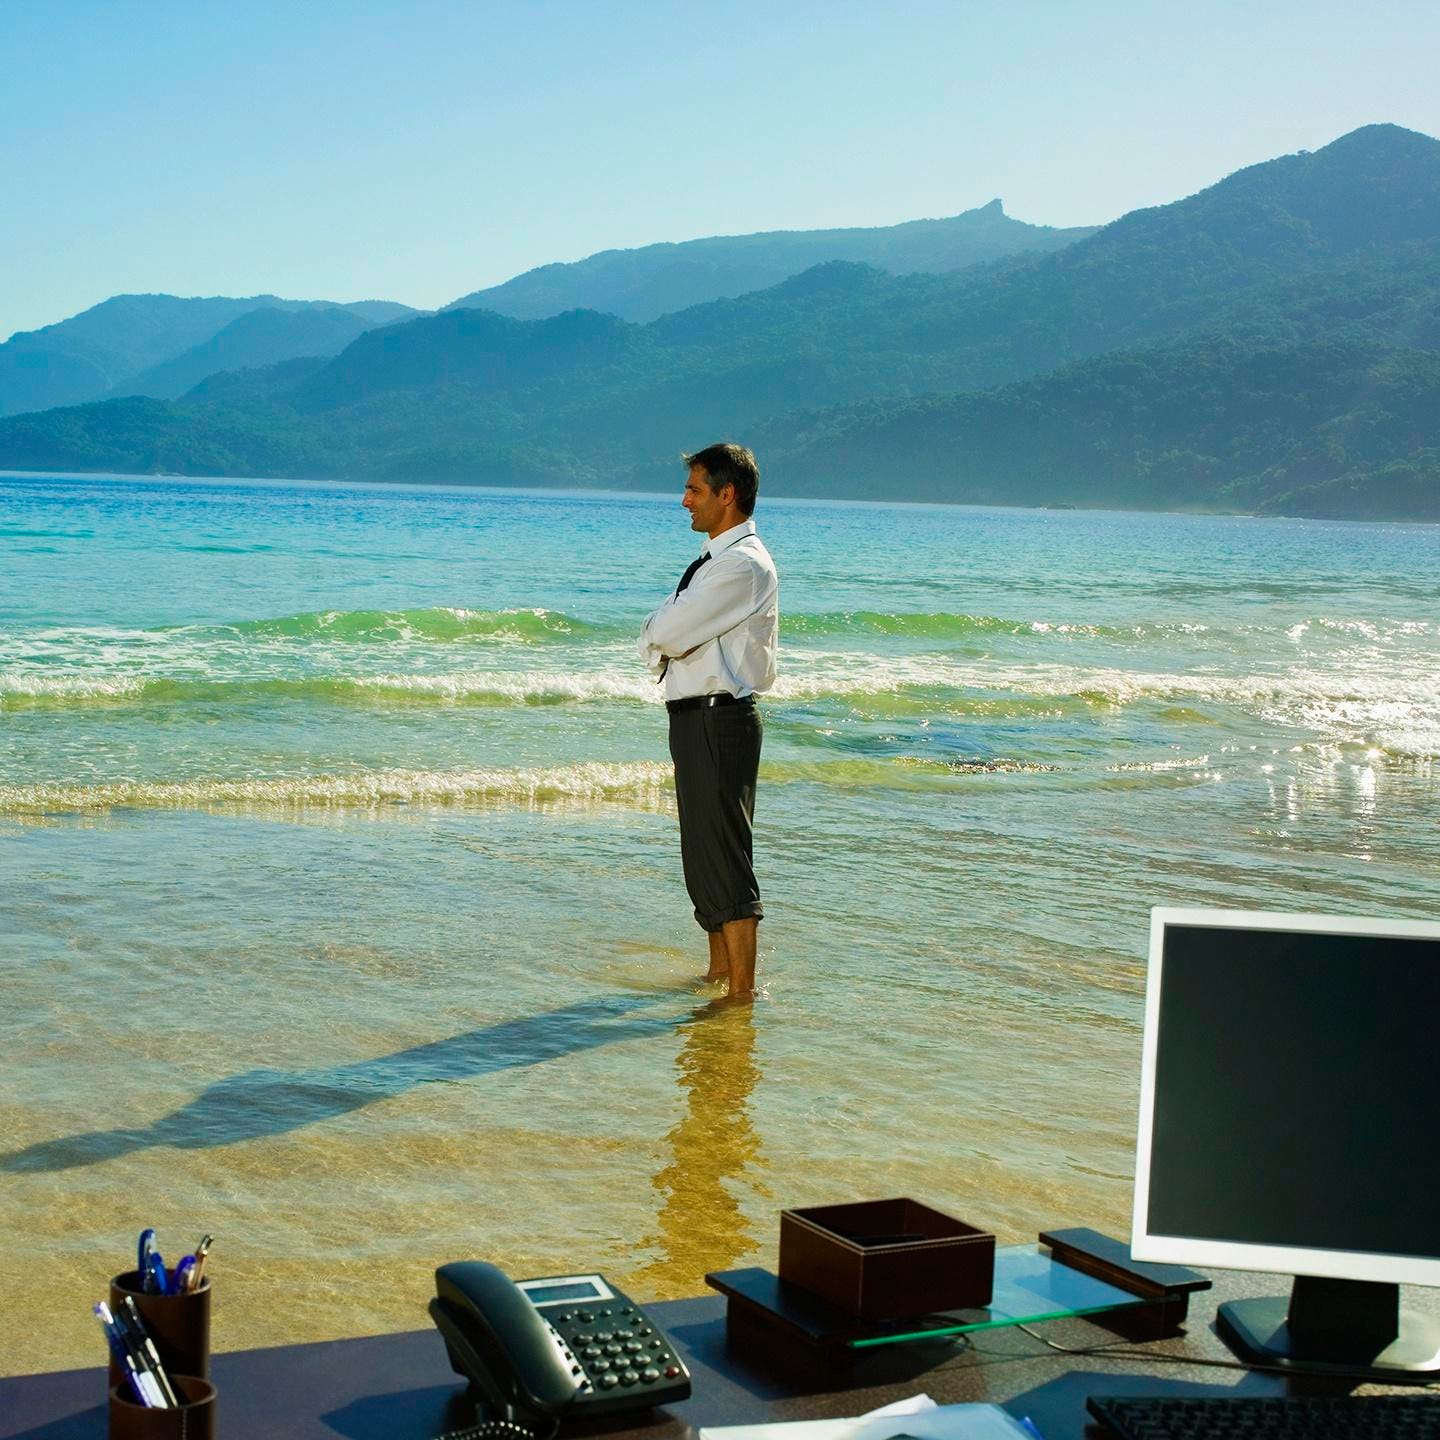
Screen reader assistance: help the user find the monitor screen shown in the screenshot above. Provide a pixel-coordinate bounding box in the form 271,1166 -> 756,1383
1132,908 -> 1440,1289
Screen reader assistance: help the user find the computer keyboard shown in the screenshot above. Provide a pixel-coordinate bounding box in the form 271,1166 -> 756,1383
1087,1394 -> 1440,1439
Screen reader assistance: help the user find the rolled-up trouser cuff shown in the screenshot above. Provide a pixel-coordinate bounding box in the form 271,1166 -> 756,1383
696,899 -> 764,933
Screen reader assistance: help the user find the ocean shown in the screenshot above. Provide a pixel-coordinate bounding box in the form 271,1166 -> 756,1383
2,470 -> 1437,1376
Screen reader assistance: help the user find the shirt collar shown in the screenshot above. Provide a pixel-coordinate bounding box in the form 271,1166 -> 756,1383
703,518 -> 757,559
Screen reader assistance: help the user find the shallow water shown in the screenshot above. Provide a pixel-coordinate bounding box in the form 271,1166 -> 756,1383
2,472 -> 1437,1375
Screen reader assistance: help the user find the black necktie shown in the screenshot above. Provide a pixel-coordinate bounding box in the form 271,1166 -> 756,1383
675,551 -> 710,595
658,552 -> 710,680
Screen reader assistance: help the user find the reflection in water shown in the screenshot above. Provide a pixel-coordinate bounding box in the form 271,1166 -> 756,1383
632,1000 -> 769,1295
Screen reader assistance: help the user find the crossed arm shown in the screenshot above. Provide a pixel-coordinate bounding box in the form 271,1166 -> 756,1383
639,555 -> 761,671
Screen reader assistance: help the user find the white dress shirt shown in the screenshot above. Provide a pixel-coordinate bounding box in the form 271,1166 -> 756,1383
638,519 -> 779,701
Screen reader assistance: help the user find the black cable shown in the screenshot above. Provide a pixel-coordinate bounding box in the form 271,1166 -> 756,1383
1000,1321 -> 1440,1388
1011,1321 -> 1268,1372
914,1317 -> 1440,1390
435,1417 -> 557,1440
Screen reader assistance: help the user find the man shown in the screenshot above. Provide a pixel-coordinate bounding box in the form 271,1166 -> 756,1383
638,444 -> 778,1000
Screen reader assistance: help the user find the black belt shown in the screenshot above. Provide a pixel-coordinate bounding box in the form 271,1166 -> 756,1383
666,692 -> 755,715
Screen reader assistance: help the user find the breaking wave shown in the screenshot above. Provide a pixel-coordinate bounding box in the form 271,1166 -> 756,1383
0,755 -> 1063,814
184,607 -> 597,643
3,656 -> 1436,756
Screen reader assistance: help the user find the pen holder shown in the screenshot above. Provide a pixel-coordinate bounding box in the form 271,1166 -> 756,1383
109,1272 -> 211,1386
109,1375 -> 216,1440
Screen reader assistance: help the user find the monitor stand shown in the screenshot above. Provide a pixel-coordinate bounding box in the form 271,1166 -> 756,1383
1219,1276 -> 1440,1382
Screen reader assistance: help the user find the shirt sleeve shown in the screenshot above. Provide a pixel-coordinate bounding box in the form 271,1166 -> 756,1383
638,551 -> 760,662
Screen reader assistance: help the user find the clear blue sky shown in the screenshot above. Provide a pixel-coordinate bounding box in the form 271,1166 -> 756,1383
3,0 -> 1438,342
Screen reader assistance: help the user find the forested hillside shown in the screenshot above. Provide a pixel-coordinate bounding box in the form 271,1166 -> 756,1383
0,295 -> 417,417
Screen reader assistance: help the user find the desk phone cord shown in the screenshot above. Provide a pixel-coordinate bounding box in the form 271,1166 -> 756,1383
435,1420 -> 557,1440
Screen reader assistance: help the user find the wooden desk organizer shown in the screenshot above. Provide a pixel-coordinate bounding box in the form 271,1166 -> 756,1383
779,1198 -> 995,1320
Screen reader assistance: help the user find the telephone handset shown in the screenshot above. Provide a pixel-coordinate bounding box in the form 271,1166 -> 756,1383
429,1262 -> 692,1425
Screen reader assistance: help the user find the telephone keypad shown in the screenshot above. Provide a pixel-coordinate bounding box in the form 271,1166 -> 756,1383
541,1287 -> 689,1407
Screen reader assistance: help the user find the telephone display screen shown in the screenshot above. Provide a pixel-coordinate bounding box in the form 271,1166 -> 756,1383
521,1279 -> 603,1305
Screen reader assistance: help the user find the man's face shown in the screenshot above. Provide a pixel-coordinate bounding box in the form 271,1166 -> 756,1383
682,465 -> 730,534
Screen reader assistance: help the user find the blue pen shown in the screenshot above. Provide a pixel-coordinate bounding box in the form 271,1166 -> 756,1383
120,1297 -> 178,1407
95,1303 -> 158,1406
1017,1419 -> 1045,1440
137,1228 -> 157,1286
171,1257 -> 195,1295
144,1247 -> 169,1297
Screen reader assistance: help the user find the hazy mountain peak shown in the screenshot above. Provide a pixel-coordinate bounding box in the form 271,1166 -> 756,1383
1080,119 -> 1440,266
444,199 -> 1096,324
0,292 -> 419,418
1320,121 -> 1439,156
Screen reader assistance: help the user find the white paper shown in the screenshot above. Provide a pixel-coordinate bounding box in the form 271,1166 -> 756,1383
858,1395 -> 938,1419
851,1403 -> 1032,1440
701,1398 -> 1034,1440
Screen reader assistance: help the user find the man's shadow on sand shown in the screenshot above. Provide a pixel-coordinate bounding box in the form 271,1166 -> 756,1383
1,992 -> 699,1174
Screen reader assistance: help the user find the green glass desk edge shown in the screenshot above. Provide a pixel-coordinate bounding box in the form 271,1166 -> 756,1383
845,1243 -> 1150,1348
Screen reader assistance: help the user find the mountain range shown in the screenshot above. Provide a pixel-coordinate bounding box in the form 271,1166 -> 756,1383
2,124 -> 1437,521
0,199 -> 1084,420
444,199 -> 1096,322
0,295 -> 418,418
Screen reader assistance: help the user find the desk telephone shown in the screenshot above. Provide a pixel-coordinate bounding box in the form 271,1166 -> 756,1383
430,1262 -> 692,1425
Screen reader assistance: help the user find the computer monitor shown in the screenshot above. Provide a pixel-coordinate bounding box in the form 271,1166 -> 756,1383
1131,907 -> 1440,1381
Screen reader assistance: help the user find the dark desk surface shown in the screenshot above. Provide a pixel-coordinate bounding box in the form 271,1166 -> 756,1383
3,1275 -> 1434,1440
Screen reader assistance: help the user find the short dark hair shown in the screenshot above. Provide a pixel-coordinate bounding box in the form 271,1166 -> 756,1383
684,442 -> 759,516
